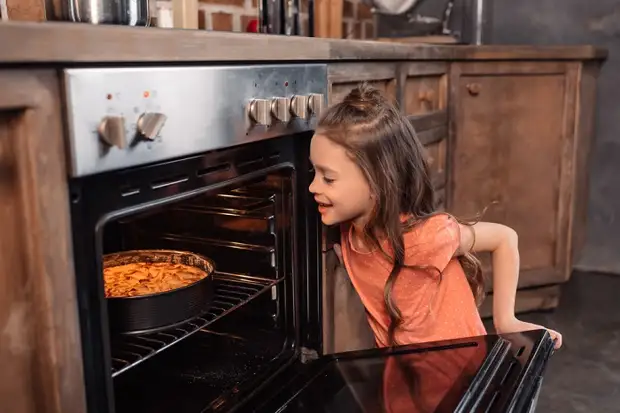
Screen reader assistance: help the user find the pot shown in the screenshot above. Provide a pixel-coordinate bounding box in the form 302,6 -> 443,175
104,249 -> 215,335
45,0 -> 151,26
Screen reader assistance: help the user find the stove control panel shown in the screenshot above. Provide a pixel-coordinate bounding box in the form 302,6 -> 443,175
247,93 -> 326,126
64,64 -> 327,177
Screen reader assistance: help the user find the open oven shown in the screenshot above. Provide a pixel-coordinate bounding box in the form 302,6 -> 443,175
62,64 -> 555,413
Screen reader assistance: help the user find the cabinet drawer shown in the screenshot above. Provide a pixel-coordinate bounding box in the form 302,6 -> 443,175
408,110 -> 448,135
402,63 -> 448,116
328,63 -> 398,105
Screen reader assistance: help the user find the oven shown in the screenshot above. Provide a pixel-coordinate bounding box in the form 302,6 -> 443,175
62,63 -> 555,413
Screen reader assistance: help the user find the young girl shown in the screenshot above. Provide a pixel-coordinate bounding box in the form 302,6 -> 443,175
309,83 -> 562,350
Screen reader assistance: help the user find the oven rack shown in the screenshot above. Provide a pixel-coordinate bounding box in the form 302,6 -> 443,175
110,274 -> 279,378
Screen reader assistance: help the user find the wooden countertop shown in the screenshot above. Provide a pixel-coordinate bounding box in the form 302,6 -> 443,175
0,21 -> 608,64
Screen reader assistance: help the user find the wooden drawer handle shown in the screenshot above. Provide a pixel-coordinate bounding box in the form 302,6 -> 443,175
466,83 -> 481,96
418,89 -> 436,103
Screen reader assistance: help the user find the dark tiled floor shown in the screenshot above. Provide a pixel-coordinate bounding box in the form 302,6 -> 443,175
486,271 -> 620,412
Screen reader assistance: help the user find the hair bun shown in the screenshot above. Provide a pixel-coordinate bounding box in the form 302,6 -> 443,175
343,82 -> 386,111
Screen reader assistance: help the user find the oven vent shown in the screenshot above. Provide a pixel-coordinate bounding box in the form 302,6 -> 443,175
150,174 -> 190,190
236,151 -> 281,171
196,162 -> 231,178
120,186 -> 141,197
110,274 -> 280,377
237,157 -> 265,169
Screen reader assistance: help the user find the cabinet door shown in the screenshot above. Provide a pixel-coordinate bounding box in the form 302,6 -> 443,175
0,71 -> 86,413
448,62 -> 579,291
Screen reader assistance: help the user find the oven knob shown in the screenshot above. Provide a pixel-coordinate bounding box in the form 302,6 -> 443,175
137,112 -> 167,141
271,97 -> 291,122
98,115 -> 127,149
290,95 -> 309,119
248,99 -> 272,126
308,93 -> 325,117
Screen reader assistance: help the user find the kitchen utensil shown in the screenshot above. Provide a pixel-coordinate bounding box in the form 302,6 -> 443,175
104,249 -> 215,335
45,0 -> 151,26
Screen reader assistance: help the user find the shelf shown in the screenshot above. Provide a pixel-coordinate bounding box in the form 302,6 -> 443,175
110,274 -> 278,378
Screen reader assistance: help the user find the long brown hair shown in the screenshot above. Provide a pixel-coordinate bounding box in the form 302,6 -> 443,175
317,83 -> 485,346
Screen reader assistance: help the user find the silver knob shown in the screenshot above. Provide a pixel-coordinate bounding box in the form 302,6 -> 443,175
98,115 -> 127,149
290,95 -> 309,119
248,99 -> 271,126
271,97 -> 291,122
137,112 -> 167,141
308,93 -> 325,117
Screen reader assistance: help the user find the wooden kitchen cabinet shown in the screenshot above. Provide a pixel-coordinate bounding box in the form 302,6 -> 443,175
447,61 -> 601,316
0,70 -> 86,413
327,62 -> 398,105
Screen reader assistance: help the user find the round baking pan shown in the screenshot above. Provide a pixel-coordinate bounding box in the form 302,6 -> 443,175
104,249 -> 215,335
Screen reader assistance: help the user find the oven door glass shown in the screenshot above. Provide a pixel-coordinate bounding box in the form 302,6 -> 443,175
248,329 -> 555,413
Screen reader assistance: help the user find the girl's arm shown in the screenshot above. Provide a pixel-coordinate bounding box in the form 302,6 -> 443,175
456,222 -> 563,349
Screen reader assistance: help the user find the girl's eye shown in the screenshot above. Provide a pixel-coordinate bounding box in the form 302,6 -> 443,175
323,177 -> 335,184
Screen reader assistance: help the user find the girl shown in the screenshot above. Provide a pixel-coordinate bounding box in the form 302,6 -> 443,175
309,83 -> 562,350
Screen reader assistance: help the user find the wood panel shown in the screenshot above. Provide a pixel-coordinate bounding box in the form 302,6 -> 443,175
570,62 -> 603,264
448,62 -> 579,292
425,137 -> 447,190
0,23 -> 606,64
402,62 -> 448,116
408,110 -> 448,133
0,70 -> 86,413
314,0 -> 343,38
5,0 -> 45,21
328,63 -> 397,105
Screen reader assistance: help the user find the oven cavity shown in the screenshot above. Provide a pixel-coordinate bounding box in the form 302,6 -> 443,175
100,167 -> 296,412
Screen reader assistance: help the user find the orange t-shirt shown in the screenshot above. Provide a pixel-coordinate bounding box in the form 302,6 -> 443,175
340,213 -> 486,348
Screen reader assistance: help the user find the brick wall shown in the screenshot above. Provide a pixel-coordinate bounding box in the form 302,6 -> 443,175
154,0 -> 375,39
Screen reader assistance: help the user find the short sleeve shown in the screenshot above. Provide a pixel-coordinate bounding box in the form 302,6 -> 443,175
403,214 -> 460,273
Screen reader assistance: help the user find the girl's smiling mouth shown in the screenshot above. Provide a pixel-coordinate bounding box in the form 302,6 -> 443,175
316,201 -> 333,214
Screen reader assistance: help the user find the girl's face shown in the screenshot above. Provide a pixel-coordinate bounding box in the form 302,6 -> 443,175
309,134 -> 374,227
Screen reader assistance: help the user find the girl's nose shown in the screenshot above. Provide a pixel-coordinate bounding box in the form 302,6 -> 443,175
309,175 -> 319,194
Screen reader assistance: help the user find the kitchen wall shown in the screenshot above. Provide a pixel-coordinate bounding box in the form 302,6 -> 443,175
153,0 -> 376,39
488,0 -> 620,274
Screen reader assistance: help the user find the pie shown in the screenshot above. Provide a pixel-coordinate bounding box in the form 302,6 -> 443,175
104,262 -> 209,298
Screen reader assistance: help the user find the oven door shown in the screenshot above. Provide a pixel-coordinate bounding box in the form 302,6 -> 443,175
245,329 -> 555,413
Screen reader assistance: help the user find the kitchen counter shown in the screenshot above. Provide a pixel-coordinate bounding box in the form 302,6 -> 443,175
0,21 -> 607,64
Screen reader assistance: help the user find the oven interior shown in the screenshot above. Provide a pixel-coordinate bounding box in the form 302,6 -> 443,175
70,134 -> 321,413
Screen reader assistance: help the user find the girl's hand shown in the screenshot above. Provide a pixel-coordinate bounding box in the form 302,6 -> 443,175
495,317 -> 563,350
